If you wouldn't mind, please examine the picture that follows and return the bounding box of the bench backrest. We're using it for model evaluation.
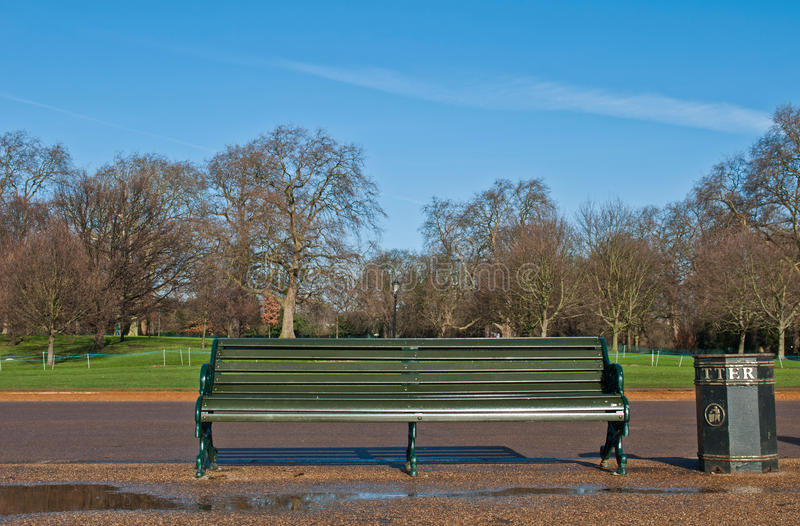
[201,337,615,397]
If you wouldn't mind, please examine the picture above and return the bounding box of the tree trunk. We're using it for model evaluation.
[540,316,549,338]
[778,322,786,360]
[738,331,746,354]
[280,275,298,338]
[611,321,620,352]
[93,331,105,350]
[671,307,680,346]
[119,319,129,342]
[47,330,55,366]
[201,320,207,351]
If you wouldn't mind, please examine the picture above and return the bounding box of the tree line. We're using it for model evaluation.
[1,106,799,363]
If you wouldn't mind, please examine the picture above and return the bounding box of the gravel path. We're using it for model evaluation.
[2,460,799,524]
[1,396,799,524]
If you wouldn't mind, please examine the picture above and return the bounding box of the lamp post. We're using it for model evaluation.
[392,278,400,338]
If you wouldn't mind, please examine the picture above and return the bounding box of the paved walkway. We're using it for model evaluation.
[1,401,799,464]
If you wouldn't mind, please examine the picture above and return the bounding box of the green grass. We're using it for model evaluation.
[0,335,209,390]
[613,350,800,388]
[1,335,798,390]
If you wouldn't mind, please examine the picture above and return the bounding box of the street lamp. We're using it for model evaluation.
[392,278,400,338]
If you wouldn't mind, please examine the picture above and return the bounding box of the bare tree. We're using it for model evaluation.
[692,230,761,354]
[579,200,661,351]
[57,154,204,346]
[0,221,95,364]
[0,130,70,205]
[746,104,800,261]
[420,199,478,336]
[502,217,580,336]
[745,241,800,359]
[208,126,383,338]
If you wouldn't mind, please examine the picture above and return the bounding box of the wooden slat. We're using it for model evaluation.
[213,371,602,385]
[217,348,603,361]
[214,359,604,373]
[218,337,602,349]
[211,382,604,395]
[202,395,624,413]
[202,411,625,423]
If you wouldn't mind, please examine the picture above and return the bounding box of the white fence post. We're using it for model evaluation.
[87,353,90,369]
[188,348,191,367]
[163,349,166,367]
[42,352,45,370]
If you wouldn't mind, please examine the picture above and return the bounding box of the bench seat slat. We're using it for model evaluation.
[214,359,603,373]
[217,348,603,360]
[211,382,605,394]
[212,371,602,385]
[201,395,624,413]
[202,411,625,423]
[218,337,603,349]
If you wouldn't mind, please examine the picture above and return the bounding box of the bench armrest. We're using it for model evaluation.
[603,362,624,395]
[199,363,213,395]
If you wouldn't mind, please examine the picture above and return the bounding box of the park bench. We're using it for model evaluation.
[194,336,629,477]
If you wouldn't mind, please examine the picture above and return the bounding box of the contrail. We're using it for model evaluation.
[274,60,772,134]
[0,91,214,152]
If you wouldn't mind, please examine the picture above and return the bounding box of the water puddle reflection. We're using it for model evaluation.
[0,483,760,515]
[0,484,178,515]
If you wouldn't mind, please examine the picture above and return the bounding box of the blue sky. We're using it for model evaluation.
[2,1,798,250]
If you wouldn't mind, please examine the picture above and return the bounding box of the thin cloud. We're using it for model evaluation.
[275,59,772,133]
[147,41,771,133]
[0,92,213,152]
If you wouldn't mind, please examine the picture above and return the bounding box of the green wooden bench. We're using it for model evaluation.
[194,337,629,477]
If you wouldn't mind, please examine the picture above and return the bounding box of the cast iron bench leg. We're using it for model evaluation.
[600,421,628,475]
[405,422,418,477]
[195,422,217,477]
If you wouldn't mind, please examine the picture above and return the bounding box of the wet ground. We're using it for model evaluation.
[1,399,799,524]
[1,461,800,524]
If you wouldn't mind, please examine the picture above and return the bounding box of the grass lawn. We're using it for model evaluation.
[0,335,209,390]
[614,350,800,388]
[0,335,798,390]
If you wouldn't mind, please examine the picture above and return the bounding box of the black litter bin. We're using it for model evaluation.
[694,353,778,473]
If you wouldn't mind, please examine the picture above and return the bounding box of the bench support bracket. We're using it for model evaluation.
[195,422,218,477]
[405,422,418,477]
[600,421,628,475]
[195,396,217,478]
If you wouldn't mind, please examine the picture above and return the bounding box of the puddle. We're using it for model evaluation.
[192,486,716,512]
[0,483,766,515]
[0,484,178,515]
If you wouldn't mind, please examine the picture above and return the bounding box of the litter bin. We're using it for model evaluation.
[694,353,778,473]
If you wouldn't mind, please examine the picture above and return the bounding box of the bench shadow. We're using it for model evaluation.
[778,435,800,447]
[215,446,598,471]
[577,452,699,470]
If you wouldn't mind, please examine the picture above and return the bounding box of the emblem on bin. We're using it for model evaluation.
[703,403,726,427]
